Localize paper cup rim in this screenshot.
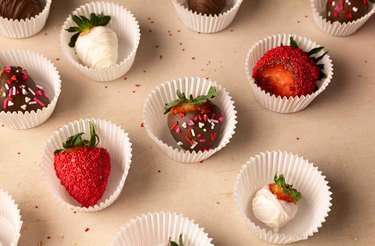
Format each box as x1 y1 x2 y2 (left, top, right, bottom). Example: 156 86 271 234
0 188 23 246
41 118 133 212
111 211 214 246
172 0 243 17
234 150 333 243
244 33 334 113
0 49 62 128
143 76 237 163
311 0 375 28
59 1 141 73
0 0 52 23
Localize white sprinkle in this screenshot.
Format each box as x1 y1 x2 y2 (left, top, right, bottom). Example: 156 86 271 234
191 129 196 136
25 97 31 103
177 141 183 146
198 122 205 128
22 88 28 95
28 88 35 95
211 122 215 130
190 142 198 149
8 101 14 106
21 105 27 110
211 119 219 124
182 122 187 128
332 1 335 6
12 86 16 96
36 85 44 89
29 101 37 105
15 70 20 73
2 92 5 97
20 85 25 88
328 11 331 17
203 128 207 132
5 84 9 90
353 7 358 12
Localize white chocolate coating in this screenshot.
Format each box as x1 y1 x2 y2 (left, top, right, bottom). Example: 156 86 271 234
75 26 118 69
252 185 297 232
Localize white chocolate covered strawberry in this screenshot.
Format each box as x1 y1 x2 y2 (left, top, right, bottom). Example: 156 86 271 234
66 13 118 69
252 173 302 232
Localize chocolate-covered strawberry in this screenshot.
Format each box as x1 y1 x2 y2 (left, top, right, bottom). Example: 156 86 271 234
54 122 111 207
164 87 224 152
325 0 374 24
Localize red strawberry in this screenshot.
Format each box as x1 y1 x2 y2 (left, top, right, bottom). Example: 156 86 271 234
164 87 224 152
54 122 111 207
253 37 327 97
268 173 302 203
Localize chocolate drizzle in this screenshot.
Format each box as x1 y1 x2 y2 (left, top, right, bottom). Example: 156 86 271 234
188 0 227 16
0 0 43 20
0 66 50 113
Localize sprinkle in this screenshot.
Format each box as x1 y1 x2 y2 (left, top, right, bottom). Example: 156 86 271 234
5 83 9 90
28 88 35 95
210 132 217 142
21 105 27 110
218 116 223 122
182 122 187 128
199 139 206 143
22 88 28 95
203 115 208 121
12 86 16 96
211 122 215 129
25 97 31 103
176 127 181 133
191 129 196 136
191 142 198 149
188 129 192 135
29 101 37 105
34 98 45 107
3 99 8 109
353 7 358 12
170 121 179 131
179 112 185 118
8 87 13 97
198 122 205 128
197 134 202 138
177 141 183 146
45 94 49 99
184 136 194 145
36 85 44 89
203 128 207 132
2 92 5 97
211 119 219 124
8 100 14 106
188 120 195 126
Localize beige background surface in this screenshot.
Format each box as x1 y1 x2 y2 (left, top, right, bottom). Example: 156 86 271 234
1 0 374 245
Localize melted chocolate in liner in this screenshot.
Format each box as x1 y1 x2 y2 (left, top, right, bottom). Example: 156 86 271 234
325 0 369 23
167 102 223 152
0 0 43 20
0 66 50 113
188 0 227 16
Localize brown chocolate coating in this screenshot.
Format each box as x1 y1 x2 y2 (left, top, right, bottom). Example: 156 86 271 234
188 0 226 16
0 66 50 113
325 0 370 23
0 0 43 20
167 102 223 152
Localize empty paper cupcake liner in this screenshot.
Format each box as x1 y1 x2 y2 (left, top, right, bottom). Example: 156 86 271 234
111 211 214 246
41 118 133 212
143 77 237 163
311 0 375 36
245 33 334 113
172 0 243 33
234 150 332 244
0 0 51 38
60 1 141 81
0 189 22 246
0 50 61 129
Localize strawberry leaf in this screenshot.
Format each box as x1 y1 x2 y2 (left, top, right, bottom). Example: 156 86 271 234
274 173 302 202
307 46 324 56
168 234 183 246
289 37 299 48
68 33 80 48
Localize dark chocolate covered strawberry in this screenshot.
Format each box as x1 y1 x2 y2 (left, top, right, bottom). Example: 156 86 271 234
325 0 373 23
53 122 111 207
164 87 224 152
253 37 327 98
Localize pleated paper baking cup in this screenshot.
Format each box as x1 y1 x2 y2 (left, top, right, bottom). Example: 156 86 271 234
60 1 141 81
0 0 51 38
172 0 243 33
143 77 237 163
0 189 22 246
234 151 332 244
0 50 61 129
111 211 214 246
245 34 333 113
311 0 375 36
41 118 132 212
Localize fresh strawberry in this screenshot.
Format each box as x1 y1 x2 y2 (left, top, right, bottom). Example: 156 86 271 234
253 37 327 97
53 122 111 207
66 13 118 69
268 173 302 203
164 86 223 152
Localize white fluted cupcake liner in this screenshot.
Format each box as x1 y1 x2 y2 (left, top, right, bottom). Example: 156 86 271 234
0 189 22 246
41 118 132 212
60 1 141 81
143 77 237 163
111 211 213 246
0 50 61 129
245 33 333 113
311 0 375 36
234 151 332 244
172 0 243 33
0 0 51 38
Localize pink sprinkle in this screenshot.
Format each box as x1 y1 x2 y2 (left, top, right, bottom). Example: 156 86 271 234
34 97 45 107
4 66 11 72
45 94 49 99
188 120 195 126
199 139 206 143
3 99 8 109
218 116 223 122
8 87 13 97
176 127 181 133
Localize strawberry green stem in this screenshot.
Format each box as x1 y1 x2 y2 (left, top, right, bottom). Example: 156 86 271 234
274 173 302 202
